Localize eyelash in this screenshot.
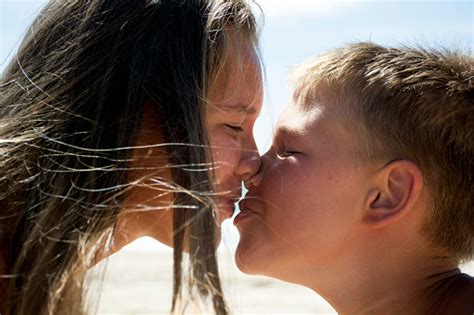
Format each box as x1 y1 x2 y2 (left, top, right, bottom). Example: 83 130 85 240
225 124 244 133
275 142 299 159
277 150 298 158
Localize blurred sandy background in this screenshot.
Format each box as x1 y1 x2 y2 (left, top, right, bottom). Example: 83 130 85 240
87 237 474 315
87 241 335 314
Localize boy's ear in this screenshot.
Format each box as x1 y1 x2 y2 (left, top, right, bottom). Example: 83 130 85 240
363 160 423 228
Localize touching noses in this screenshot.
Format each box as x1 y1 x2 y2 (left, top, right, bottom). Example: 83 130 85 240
235 136 262 189
243 145 278 190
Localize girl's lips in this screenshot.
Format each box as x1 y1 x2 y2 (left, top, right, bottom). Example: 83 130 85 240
217 198 237 222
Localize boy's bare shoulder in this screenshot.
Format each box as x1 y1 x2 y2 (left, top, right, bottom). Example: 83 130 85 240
441 273 474 314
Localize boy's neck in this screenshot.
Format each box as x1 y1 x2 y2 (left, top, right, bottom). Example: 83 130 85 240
331 267 463 315
302 243 469 314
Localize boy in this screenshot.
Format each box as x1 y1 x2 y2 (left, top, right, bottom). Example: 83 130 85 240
234 43 473 314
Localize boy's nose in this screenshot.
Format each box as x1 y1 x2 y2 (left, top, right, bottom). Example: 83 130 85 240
235 138 261 185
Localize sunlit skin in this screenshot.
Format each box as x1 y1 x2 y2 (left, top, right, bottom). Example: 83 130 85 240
235 94 474 314
112 35 263 252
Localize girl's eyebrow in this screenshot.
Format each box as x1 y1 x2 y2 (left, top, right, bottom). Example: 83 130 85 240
221 103 257 115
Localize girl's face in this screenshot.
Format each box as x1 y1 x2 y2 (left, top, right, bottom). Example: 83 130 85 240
205 39 263 226
114 39 263 250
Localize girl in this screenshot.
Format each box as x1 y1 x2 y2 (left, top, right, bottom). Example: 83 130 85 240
0 0 263 313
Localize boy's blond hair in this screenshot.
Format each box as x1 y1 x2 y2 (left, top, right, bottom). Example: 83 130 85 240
290 42 473 261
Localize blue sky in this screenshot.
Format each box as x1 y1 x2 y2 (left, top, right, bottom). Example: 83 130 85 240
256 0 472 150
1 0 472 250
1 0 472 150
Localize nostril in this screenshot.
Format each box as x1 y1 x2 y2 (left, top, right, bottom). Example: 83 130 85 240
250 155 262 173
243 169 263 190
236 150 261 178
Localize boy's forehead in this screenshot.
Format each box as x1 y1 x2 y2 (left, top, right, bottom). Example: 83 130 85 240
275 97 362 153
293 81 356 118
276 99 324 134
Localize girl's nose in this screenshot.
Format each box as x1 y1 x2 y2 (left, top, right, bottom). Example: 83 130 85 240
235 137 261 185
243 163 263 190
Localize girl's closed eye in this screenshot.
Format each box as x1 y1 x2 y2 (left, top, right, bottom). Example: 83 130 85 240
224 123 244 135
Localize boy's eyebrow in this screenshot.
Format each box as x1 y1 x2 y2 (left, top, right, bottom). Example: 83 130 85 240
276 124 306 137
273 126 302 144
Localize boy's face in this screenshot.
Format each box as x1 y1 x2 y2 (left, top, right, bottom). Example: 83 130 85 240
235 96 374 280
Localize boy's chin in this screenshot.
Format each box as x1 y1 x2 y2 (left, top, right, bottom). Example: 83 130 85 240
235 245 257 275
234 239 269 276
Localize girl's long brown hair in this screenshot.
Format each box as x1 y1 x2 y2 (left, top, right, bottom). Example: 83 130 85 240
0 0 259 314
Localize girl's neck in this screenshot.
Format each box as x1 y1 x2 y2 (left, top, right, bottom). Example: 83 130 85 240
0 248 8 313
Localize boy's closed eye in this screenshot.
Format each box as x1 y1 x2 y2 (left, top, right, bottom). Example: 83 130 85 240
273 137 302 159
277 150 301 159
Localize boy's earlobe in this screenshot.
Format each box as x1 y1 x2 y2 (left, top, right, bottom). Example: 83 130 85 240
363 160 423 228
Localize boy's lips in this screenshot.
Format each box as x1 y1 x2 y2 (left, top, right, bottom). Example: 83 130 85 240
238 197 261 214
234 198 260 225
